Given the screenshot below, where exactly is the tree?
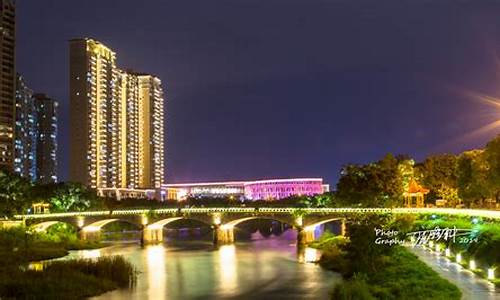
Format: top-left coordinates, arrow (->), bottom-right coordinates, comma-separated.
49,182 -> 101,212
415,153 -> 459,204
343,214 -> 393,274
0,168 -> 33,218
436,185 -> 460,207
484,134 -> 500,202
335,154 -> 413,207
299,193 -> 333,208
457,150 -> 490,207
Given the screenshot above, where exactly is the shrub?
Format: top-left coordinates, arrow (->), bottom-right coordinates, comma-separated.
0,256 -> 137,299
45,256 -> 137,288
332,276 -> 375,300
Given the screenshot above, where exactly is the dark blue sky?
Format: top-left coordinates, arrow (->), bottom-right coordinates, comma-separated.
17,0 -> 500,186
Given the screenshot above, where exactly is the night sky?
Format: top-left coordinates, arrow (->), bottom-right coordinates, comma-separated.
17,0 -> 500,186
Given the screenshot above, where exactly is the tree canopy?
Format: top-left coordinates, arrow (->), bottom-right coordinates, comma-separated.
0,168 -> 102,217
0,168 -> 33,218
336,154 -> 414,207
335,134 -> 499,208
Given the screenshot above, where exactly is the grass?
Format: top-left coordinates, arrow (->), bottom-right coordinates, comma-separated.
414,216 -> 500,285
44,256 -> 137,288
309,231 -> 347,249
311,227 -> 461,300
0,256 -> 137,299
0,227 -> 136,299
367,248 -> 461,300
322,247 -> 461,300
332,275 -> 375,300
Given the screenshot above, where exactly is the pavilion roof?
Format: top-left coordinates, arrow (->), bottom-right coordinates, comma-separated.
405,179 -> 430,195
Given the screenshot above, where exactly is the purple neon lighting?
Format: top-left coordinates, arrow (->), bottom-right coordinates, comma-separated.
244,180 -> 323,200
163,178 -> 325,200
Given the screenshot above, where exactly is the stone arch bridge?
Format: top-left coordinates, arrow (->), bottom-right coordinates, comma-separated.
15,207 -> 500,245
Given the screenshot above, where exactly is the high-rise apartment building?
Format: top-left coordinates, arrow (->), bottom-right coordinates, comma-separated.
0,0 -> 15,170
33,93 -> 57,184
0,1 -> 57,182
14,74 -> 36,180
69,38 -> 165,189
137,74 -> 165,189
12,75 -> 58,183
69,39 -> 117,188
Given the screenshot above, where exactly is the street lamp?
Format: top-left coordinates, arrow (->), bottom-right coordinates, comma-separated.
469,260 -> 476,270
488,268 -> 495,280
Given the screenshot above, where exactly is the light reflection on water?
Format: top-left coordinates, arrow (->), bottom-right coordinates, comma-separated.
81,249 -> 101,259
75,230 -> 340,300
298,247 -> 320,263
146,245 -> 166,300
218,245 -> 238,297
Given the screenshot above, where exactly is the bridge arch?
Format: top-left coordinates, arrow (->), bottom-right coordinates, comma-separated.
304,217 -> 344,231
31,221 -> 76,232
142,217 -> 213,244
298,217 -> 346,245
147,217 -> 184,230
215,216 -> 295,245
221,216 -> 294,229
146,217 -> 212,230
81,218 -> 141,232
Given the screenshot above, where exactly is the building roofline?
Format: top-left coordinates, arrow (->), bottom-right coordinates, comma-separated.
163,178 -> 324,188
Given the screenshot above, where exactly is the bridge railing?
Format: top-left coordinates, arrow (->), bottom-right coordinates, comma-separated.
13,207 -> 500,220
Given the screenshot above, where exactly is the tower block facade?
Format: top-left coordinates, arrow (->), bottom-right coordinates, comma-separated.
69,38 -> 165,189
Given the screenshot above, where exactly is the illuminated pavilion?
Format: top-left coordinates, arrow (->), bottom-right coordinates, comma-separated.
403,179 -> 429,208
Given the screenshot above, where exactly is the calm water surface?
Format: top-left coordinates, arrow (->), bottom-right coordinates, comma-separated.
65,230 -> 339,300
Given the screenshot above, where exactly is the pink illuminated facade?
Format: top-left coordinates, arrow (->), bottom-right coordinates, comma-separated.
244,178 -> 326,200
163,178 -> 329,201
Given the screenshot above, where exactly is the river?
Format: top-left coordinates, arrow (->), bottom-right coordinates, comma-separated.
62,229 -> 339,300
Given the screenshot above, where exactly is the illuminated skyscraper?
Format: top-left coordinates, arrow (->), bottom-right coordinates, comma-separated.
0,0 -> 15,170
14,74 -> 36,180
69,39 -> 117,188
33,93 -> 57,184
69,38 -> 165,189
137,73 -> 164,188
13,77 -> 58,184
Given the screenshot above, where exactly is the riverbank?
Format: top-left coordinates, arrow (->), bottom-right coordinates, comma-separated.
413,214 -> 500,287
310,218 -> 462,300
409,246 -> 498,300
0,227 -> 137,299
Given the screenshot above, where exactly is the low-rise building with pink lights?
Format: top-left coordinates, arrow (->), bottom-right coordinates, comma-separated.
163,178 -> 329,201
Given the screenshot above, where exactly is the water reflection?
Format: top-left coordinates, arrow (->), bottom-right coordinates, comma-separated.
81,249 -> 101,259
218,245 -> 238,296
297,246 -> 320,263
27,261 -> 44,271
82,227 -> 340,300
146,245 -> 166,300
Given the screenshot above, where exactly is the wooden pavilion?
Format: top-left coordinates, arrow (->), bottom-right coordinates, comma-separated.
403,180 -> 429,208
